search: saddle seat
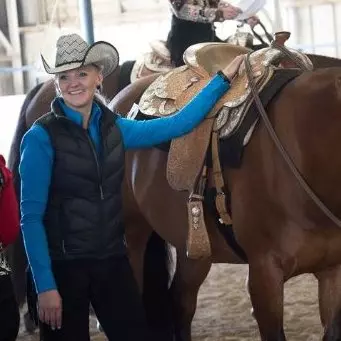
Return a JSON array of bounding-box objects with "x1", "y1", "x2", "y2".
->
[{"x1": 183, "y1": 42, "x2": 252, "y2": 77}]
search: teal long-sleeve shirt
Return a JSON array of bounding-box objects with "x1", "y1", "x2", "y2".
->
[{"x1": 19, "y1": 72, "x2": 230, "y2": 294}]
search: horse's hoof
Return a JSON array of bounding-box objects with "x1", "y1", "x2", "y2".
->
[{"x1": 24, "y1": 312, "x2": 37, "y2": 334}]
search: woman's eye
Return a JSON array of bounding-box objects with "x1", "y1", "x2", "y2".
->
[
  {"x1": 79, "y1": 72, "x2": 87, "y2": 77},
  {"x1": 59, "y1": 74, "x2": 67, "y2": 81}
]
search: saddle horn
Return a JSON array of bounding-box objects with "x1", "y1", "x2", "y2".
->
[{"x1": 274, "y1": 31, "x2": 291, "y2": 46}]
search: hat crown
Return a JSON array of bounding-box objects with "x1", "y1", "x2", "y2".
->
[
  {"x1": 41, "y1": 33, "x2": 119, "y2": 77},
  {"x1": 55, "y1": 34, "x2": 89, "y2": 67}
]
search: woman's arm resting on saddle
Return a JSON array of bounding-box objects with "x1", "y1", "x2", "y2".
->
[{"x1": 118, "y1": 55, "x2": 244, "y2": 149}]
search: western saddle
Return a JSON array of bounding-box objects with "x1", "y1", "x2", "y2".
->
[{"x1": 138, "y1": 32, "x2": 313, "y2": 259}]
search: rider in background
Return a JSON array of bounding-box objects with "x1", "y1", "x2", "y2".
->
[
  {"x1": 167, "y1": 0, "x2": 263, "y2": 66},
  {"x1": 167, "y1": 0, "x2": 242, "y2": 66}
]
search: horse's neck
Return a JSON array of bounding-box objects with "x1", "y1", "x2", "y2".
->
[
  {"x1": 109, "y1": 73, "x2": 159, "y2": 115},
  {"x1": 102, "y1": 67, "x2": 121, "y2": 100}
]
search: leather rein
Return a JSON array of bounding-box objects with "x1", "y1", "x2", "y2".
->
[{"x1": 244, "y1": 42, "x2": 341, "y2": 228}]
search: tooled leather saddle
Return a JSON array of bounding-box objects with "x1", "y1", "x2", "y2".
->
[{"x1": 137, "y1": 35, "x2": 313, "y2": 259}]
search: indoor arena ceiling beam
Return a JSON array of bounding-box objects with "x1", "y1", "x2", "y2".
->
[
  {"x1": 0, "y1": 29, "x2": 13, "y2": 54},
  {"x1": 78, "y1": 0, "x2": 95, "y2": 44},
  {"x1": 5, "y1": 0, "x2": 24, "y2": 94}
]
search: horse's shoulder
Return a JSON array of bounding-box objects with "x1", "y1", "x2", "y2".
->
[{"x1": 110, "y1": 74, "x2": 160, "y2": 114}]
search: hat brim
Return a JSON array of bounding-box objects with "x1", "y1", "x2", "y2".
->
[{"x1": 41, "y1": 41, "x2": 119, "y2": 78}]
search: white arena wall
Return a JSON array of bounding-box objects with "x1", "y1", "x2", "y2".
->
[{"x1": 0, "y1": 95, "x2": 25, "y2": 160}]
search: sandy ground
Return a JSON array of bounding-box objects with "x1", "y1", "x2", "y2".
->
[{"x1": 17, "y1": 263, "x2": 322, "y2": 341}]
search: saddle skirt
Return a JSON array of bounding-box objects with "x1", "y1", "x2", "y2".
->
[
  {"x1": 130, "y1": 40, "x2": 172, "y2": 82},
  {"x1": 139, "y1": 42, "x2": 313, "y2": 142}
]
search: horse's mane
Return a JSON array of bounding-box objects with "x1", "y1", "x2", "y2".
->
[
  {"x1": 307, "y1": 53, "x2": 341, "y2": 68},
  {"x1": 165, "y1": 15, "x2": 221, "y2": 67}
]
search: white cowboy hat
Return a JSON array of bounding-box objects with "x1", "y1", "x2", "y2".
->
[{"x1": 41, "y1": 33, "x2": 119, "y2": 77}]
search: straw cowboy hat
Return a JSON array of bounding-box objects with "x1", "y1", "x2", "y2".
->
[{"x1": 41, "y1": 33, "x2": 119, "y2": 78}]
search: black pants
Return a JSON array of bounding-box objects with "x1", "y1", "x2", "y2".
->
[
  {"x1": 0, "y1": 274, "x2": 20, "y2": 341},
  {"x1": 40, "y1": 255, "x2": 148, "y2": 341}
]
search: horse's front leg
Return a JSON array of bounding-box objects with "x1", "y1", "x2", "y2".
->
[
  {"x1": 315, "y1": 265, "x2": 341, "y2": 341},
  {"x1": 248, "y1": 255, "x2": 286, "y2": 341},
  {"x1": 170, "y1": 249, "x2": 212, "y2": 341}
]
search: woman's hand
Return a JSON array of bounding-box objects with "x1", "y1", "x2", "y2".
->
[
  {"x1": 38, "y1": 289, "x2": 62, "y2": 330},
  {"x1": 246, "y1": 15, "x2": 260, "y2": 28},
  {"x1": 221, "y1": 55, "x2": 245, "y2": 81},
  {"x1": 219, "y1": 2, "x2": 242, "y2": 20}
]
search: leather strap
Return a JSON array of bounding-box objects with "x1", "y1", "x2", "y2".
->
[
  {"x1": 244, "y1": 49, "x2": 341, "y2": 228},
  {"x1": 212, "y1": 131, "x2": 232, "y2": 225}
]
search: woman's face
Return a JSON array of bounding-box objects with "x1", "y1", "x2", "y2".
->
[{"x1": 56, "y1": 65, "x2": 103, "y2": 112}]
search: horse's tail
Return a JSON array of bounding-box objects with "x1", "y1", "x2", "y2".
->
[
  {"x1": 6, "y1": 82, "x2": 44, "y2": 306},
  {"x1": 143, "y1": 231, "x2": 174, "y2": 340}
]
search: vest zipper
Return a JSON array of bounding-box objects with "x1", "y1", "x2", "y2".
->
[
  {"x1": 86, "y1": 133, "x2": 104, "y2": 200},
  {"x1": 86, "y1": 131, "x2": 105, "y2": 255},
  {"x1": 58, "y1": 116, "x2": 104, "y2": 200},
  {"x1": 62, "y1": 240, "x2": 66, "y2": 254}
]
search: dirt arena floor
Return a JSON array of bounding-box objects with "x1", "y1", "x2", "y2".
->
[{"x1": 17, "y1": 263, "x2": 322, "y2": 341}]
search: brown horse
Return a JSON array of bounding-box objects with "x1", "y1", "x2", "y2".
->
[{"x1": 109, "y1": 59, "x2": 341, "y2": 341}]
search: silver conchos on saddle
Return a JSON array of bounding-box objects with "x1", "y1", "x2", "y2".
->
[
  {"x1": 138, "y1": 41, "x2": 313, "y2": 142},
  {"x1": 138, "y1": 41, "x2": 313, "y2": 259},
  {"x1": 215, "y1": 44, "x2": 313, "y2": 142},
  {"x1": 140, "y1": 42, "x2": 312, "y2": 142},
  {"x1": 139, "y1": 65, "x2": 201, "y2": 116}
]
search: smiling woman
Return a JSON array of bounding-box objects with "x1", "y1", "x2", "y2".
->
[{"x1": 18, "y1": 32, "x2": 243, "y2": 341}]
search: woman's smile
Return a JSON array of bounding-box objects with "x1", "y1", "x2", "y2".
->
[{"x1": 56, "y1": 65, "x2": 103, "y2": 113}]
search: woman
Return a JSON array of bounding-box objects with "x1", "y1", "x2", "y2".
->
[
  {"x1": 167, "y1": 0, "x2": 262, "y2": 66},
  {"x1": 0, "y1": 155, "x2": 20, "y2": 341},
  {"x1": 19, "y1": 33, "x2": 244, "y2": 341},
  {"x1": 167, "y1": 0, "x2": 242, "y2": 66}
]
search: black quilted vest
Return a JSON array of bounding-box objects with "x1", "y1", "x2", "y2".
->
[{"x1": 36, "y1": 100, "x2": 126, "y2": 260}]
